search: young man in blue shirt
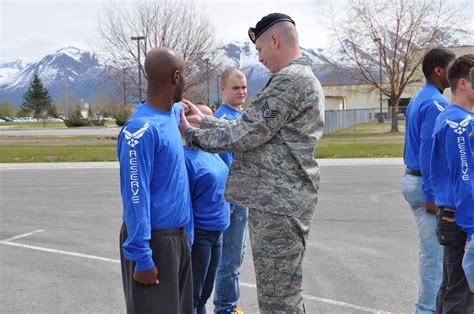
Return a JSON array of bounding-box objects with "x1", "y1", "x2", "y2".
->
[
  {"x1": 117, "y1": 47, "x2": 192, "y2": 313},
  {"x1": 213, "y1": 67, "x2": 248, "y2": 314},
  {"x1": 402, "y1": 47, "x2": 456, "y2": 314},
  {"x1": 431, "y1": 54, "x2": 474, "y2": 311},
  {"x1": 184, "y1": 104, "x2": 231, "y2": 314}
]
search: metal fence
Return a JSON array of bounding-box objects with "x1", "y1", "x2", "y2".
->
[{"x1": 323, "y1": 108, "x2": 379, "y2": 134}]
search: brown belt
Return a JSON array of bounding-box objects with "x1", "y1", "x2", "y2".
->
[
  {"x1": 406, "y1": 168, "x2": 422, "y2": 176},
  {"x1": 439, "y1": 207, "x2": 455, "y2": 222}
]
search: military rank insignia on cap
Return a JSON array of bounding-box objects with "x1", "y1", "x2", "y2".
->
[{"x1": 248, "y1": 13, "x2": 295, "y2": 44}]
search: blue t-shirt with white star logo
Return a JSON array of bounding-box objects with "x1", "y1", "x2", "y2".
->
[
  {"x1": 117, "y1": 103, "x2": 191, "y2": 272},
  {"x1": 404, "y1": 83, "x2": 449, "y2": 202},
  {"x1": 431, "y1": 104, "x2": 474, "y2": 240}
]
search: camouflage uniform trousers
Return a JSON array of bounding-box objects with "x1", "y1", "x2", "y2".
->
[{"x1": 249, "y1": 207, "x2": 310, "y2": 314}]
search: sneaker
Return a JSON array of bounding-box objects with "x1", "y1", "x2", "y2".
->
[{"x1": 220, "y1": 305, "x2": 244, "y2": 314}]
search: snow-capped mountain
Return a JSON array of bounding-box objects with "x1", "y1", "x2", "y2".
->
[
  {"x1": 0, "y1": 47, "x2": 121, "y2": 107},
  {"x1": 218, "y1": 40, "x2": 350, "y2": 99},
  {"x1": 0, "y1": 42, "x2": 350, "y2": 107},
  {"x1": 2, "y1": 34, "x2": 471, "y2": 107},
  {"x1": 0, "y1": 59, "x2": 29, "y2": 86}
]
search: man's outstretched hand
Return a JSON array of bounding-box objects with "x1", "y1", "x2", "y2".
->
[
  {"x1": 179, "y1": 107, "x2": 191, "y2": 137},
  {"x1": 182, "y1": 99, "x2": 203, "y2": 128}
]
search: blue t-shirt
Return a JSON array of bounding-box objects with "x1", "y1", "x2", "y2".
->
[
  {"x1": 117, "y1": 103, "x2": 192, "y2": 271},
  {"x1": 214, "y1": 104, "x2": 243, "y2": 210},
  {"x1": 214, "y1": 104, "x2": 243, "y2": 167},
  {"x1": 431, "y1": 104, "x2": 474, "y2": 240},
  {"x1": 184, "y1": 146, "x2": 230, "y2": 231},
  {"x1": 404, "y1": 83, "x2": 449, "y2": 202}
]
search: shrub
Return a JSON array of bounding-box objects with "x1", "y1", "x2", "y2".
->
[
  {"x1": 91, "y1": 118, "x2": 106, "y2": 126},
  {"x1": 64, "y1": 115, "x2": 92, "y2": 127},
  {"x1": 115, "y1": 108, "x2": 132, "y2": 126}
]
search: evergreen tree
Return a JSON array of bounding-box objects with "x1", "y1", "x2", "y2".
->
[{"x1": 21, "y1": 74, "x2": 52, "y2": 118}]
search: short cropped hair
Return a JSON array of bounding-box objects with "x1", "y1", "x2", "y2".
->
[
  {"x1": 470, "y1": 68, "x2": 474, "y2": 89},
  {"x1": 422, "y1": 48, "x2": 456, "y2": 79},
  {"x1": 221, "y1": 67, "x2": 245, "y2": 86},
  {"x1": 447, "y1": 54, "x2": 474, "y2": 92}
]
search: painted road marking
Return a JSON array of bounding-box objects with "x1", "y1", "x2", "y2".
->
[{"x1": 1, "y1": 230, "x2": 392, "y2": 313}]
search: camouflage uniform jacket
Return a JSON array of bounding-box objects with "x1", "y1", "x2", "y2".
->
[{"x1": 186, "y1": 57, "x2": 325, "y2": 218}]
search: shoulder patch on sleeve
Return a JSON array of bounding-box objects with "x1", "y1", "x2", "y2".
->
[
  {"x1": 122, "y1": 122, "x2": 150, "y2": 147},
  {"x1": 446, "y1": 118, "x2": 469, "y2": 135},
  {"x1": 434, "y1": 100, "x2": 445, "y2": 112},
  {"x1": 261, "y1": 102, "x2": 281, "y2": 120}
]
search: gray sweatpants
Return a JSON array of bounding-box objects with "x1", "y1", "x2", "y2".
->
[{"x1": 119, "y1": 223, "x2": 193, "y2": 314}]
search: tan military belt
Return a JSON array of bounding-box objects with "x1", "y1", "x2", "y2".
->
[{"x1": 439, "y1": 207, "x2": 456, "y2": 222}]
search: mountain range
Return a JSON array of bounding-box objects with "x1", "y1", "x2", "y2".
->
[
  {"x1": 1, "y1": 32, "x2": 472, "y2": 107},
  {"x1": 0, "y1": 41, "x2": 351, "y2": 107}
]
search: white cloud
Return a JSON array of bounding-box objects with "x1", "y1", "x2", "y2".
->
[{"x1": 1, "y1": 0, "x2": 472, "y2": 62}]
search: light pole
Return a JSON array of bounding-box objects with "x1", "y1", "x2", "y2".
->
[
  {"x1": 205, "y1": 58, "x2": 210, "y2": 106},
  {"x1": 216, "y1": 74, "x2": 221, "y2": 105},
  {"x1": 131, "y1": 36, "x2": 146, "y2": 103},
  {"x1": 373, "y1": 37, "x2": 384, "y2": 123},
  {"x1": 123, "y1": 67, "x2": 128, "y2": 108}
]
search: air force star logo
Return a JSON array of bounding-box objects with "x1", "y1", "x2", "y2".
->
[
  {"x1": 122, "y1": 122, "x2": 149, "y2": 147},
  {"x1": 447, "y1": 118, "x2": 470, "y2": 135}
]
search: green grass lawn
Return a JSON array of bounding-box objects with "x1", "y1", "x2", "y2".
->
[
  {"x1": 0, "y1": 135, "x2": 118, "y2": 163},
  {"x1": 0, "y1": 144, "x2": 117, "y2": 163},
  {"x1": 0, "y1": 121, "x2": 406, "y2": 162},
  {"x1": 315, "y1": 121, "x2": 405, "y2": 158},
  {"x1": 0, "y1": 120, "x2": 117, "y2": 129}
]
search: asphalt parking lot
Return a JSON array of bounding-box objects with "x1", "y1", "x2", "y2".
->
[{"x1": 0, "y1": 160, "x2": 420, "y2": 313}]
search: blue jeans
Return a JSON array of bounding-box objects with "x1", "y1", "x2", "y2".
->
[
  {"x1": 192, "y1": 228, "x2": 223, "y2": 314},
  {"x1": 463, "y1": 240, "x2": 474, "y2": 292},
  {"x1": 213, "y1": 205, "x2": 249, "y2": 313},
  {"x1": 402, "y1": 174, "x2": 443, "y2": 313}
]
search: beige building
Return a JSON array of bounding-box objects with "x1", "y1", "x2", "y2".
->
[{"x1": 322, "y1": 46, "x2": 474, "y2": 112}]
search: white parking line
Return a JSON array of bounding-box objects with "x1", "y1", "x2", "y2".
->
[
  {"x1": 370, "y1": 190, "x2": 400, "y2": 203},
  {"x1": 1, "y1": 230, "x2": 392, "y2": 313},
  {"x1": 1, "y1": 229, "x2": 45, "y2": 242}
]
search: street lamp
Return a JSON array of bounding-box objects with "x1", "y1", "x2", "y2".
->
[
  {"x1": 373, "y1": 37, "x2": 384, "y2": 123},
  {"x1": 131, "y1": 36, "x2": 146, "y2": 103},
  {"x1": 123, "y1": 67, "x2": 129, "y2": 107},
  {"x1": 216, "y1": 74, "x2": 221, "y2": 105},
  {"x1": 205, "y1": 58, "x2": 210, "y2": 106}
]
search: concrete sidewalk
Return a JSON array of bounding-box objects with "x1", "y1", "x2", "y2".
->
[{"x1": 0, "y1": 158, "x2": 403, "y2": 170}]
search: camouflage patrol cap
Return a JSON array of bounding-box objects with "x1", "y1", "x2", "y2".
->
[{"x1": 248, "y1": 13, "x2": 295, "y2": 44}]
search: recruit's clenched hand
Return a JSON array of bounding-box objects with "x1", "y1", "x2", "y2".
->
[
  {"x1": 425, "y1": 202, "x2": 438, "y2": 215},
  {"x1": 133, "y1": 265, "x2": 159, "y2": 285}
]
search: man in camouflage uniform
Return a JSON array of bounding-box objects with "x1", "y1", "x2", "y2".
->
[{"x1": 179, "y1": 13, "x2": 325, "y2": 313}]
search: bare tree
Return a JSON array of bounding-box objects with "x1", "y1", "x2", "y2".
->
[
  {"x1": 97, "y1": 0, "x2": 224, "y2": 102},
  {"x1": 327, "y1": 0, "x2": 469, "y2": 132}
]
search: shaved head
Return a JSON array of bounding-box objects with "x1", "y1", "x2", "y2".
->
[
  {"x1": 196, "y1": 104, "x2": 213, "y2": 116},
  {"x1": 145, "y1": 47, "x2": 186, "y2": 102},
  {"x1": 221, "y1": 67, "x2": 245, "y2": 86},
  {"x1": 255, "y1": 20, "x2": 301, "y2": 73}
]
